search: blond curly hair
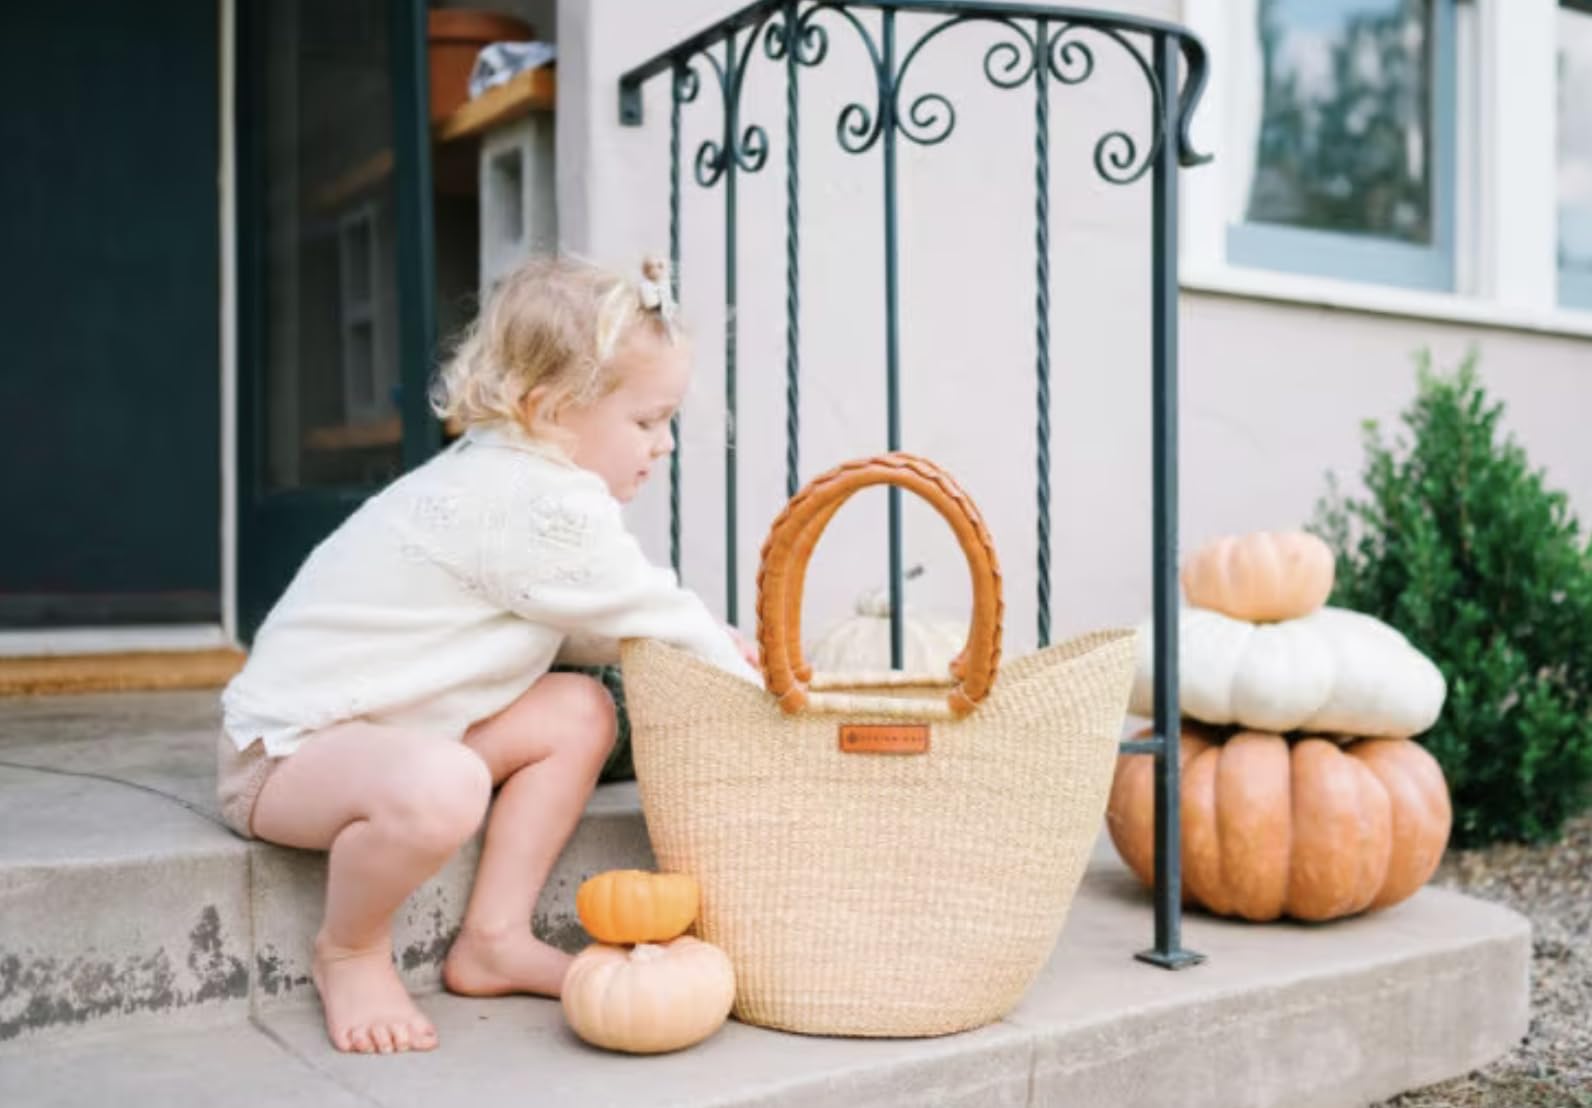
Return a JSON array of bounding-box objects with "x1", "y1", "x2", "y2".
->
[{"x1": 430, "y1": 255, "x2": 676, "y2": 438}]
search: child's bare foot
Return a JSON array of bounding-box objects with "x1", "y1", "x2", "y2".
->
[
  {"x1": 442, "y1": 923, "x2": 573, "y2": 997},
  {"x1": 312, "y1": 934, "x2": 438, "y2": 1054}
]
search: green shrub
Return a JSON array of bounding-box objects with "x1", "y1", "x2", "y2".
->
[{"x1": 1312, "y1": 352, "x2": 1592, "y2": 846}]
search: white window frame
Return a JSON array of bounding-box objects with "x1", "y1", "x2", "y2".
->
[
  {"x1": 1561, "y1": 0, "x2": 1592, "y2": 310},
  {"x1": 1182, "y1": 0, "x2": 1592, "y2": 337}
]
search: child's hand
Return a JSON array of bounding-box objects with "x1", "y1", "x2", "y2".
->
[{"x1": 724, "y1": 622, "x2": 759, "y2": 670}]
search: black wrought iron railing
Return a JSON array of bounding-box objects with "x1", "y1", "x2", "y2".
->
[{"x1": 619, "y1": 0, "x2": 1209, "y2": 969}]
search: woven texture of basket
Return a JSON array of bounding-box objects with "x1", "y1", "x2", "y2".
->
[{"x1": 622, "y1": 453, "x2": 1137, "y2": 1037}]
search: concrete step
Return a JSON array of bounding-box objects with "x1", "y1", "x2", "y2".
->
[
  {"x1": 0, "y1": 849, "x2": 1529, "y2": 1108},
  {"x1": 0, "y1": 692, "x2": 654, "y2": 1047},
  {"x1": 0, "y1": 692, "x2": 1533, "y2": 1107}
]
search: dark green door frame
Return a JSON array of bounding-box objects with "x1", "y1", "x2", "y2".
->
[
  {"x1": 235, "y1": 0, "x2": 440, "y2": 636},
  {"x1": 391, "y1": 0, "x2": 442, "y2": 471}
]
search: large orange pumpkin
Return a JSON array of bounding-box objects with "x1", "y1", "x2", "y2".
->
[
  {"x1": 1180, "y1": 530, "x2": 1335, "y2": 622},
  {"x1": 576, "y1": 870, "x2": 699, "y2": 945},
  {"x1": 1106, "y1": 727, "x2": 1451, "y2": 921}
]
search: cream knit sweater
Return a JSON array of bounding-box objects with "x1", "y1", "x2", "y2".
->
[{"x1": 222, "y1": 423, "x2": 757, "y2": 757}]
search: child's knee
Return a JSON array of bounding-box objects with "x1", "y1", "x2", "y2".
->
[
  {"x1": 379, "y1": 745, "x2": 491, "y2": 850},
  {"x1": 546, "y1": 673, "x2": 617, "y2": 759}
]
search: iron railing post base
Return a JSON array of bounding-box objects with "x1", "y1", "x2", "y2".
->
[{"x1": 1135, "y1": 947, "x2": 1206, "y2": 971}]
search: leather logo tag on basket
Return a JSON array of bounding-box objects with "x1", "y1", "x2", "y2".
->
[{"x1": 838, "y1": 724, "x2": 929, "y2": 755}]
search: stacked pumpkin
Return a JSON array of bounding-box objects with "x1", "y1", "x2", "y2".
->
[
  {"x1": 1107, "y1": 531, "x2": 1454, "y2": 922},
  {"x1": 563, "y1": 870, "x2": 736, "y2": 1053}
]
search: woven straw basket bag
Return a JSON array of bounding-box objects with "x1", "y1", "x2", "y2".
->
[{"x1": 621, "y1": 453, "x2": 1137, "y2": 1037}]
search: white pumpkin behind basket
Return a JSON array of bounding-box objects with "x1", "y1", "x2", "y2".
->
[{"x1": 805, "y1": 566, "x2": 970, "y2": 675}]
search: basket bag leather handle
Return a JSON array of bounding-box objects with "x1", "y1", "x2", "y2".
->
[{"x1": 755, "y1": 453, "x2": 1004, "y2": 718}]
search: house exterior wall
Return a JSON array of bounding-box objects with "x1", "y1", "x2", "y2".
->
[{"x1": 558, "y1": 0, "x2": 1592, "y2": 652}]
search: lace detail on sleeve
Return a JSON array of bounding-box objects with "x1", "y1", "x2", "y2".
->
[
  {"x1": 477, "y1": 479, "x2": 616, "y2": 607},
  {"x1": 517, "y1": 495, "x2": 601, "y2": 589},
  {"x1": 525, "y1": 497, "x2": 599, "y2": 580}
]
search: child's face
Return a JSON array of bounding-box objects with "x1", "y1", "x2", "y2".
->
[{"x1": 555, "y1": 329, "x2": 689, "y2": 503}]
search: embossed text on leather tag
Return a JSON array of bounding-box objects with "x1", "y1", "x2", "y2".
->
[{"x1": 838, "y1": 724, "x2": 930, "y2": 755}]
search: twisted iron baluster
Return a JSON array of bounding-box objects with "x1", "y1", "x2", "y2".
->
[
  {"x1": 1034, "y1": 17, "x2": 1052, "y2": 649},
  {"x1": 669, "y1": 63, "x2": 697, "y2": 576},
  {"x1": 668, "y1": 12, "x2": 778, "y2": 619},
  {"x1": 724, "y1": 29, "x2": 741, "y2": 626},
  {"x1": 784, "y1": 0, "x2": 801, "y2": 499}
]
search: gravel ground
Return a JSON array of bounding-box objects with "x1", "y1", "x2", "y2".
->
[{"x1": 1378, "y1": 809, "x2": 1592, "y2": 1108}]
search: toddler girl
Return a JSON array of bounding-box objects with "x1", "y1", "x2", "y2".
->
[{"x1": 217, "y1": 256, "x2": 757, "y2": 1056}]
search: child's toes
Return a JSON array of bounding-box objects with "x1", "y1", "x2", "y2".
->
[
  {"x1": 349, "y1": 1025, "x2": 376, "y2": 1054},
  {"x1": 389, "y1": 1022, "x2": 412, "y2": 1053},
  {"x1": 370, "y1": 1023, "x2": 396, "y2": 1054},
  {"x1": 411, "y1": 1018, "x2": 439, "y2": 1051}
]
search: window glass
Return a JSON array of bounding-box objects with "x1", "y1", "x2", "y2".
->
[{"x1": 1246, "y1": 0, "x2": 1435, "y2": 245}]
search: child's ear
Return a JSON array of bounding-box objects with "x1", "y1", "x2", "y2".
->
[{"x1": 522, "y1": 385, "x2": 553, "y2": 427}]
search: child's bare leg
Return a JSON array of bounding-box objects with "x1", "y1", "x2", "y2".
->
[
  {"x1": 443, "y1": 673, "x2": 616, "y2": 997},
  {"x1": 250, "y1": 723, "x2": 491, "y2": 1054}
]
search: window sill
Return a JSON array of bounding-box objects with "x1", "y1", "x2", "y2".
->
[{"x1": 1181, "y1": 263, "x2": 1592, "y2": 342}]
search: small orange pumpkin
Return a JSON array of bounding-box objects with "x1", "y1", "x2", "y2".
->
[
  {"x1": 1180, "y1": 530, "x2": 1335, "y2": 622},
  {"x1": 1107, "y1": 726, "x2": 1451, "y2": 921},
  {"x1": 576, "y1": 869, "x2": 700, "y2": 945}
]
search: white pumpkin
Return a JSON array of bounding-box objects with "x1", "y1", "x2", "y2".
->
[
  {"x1": 561, "y1": 937, "x2": 736, "y2": 1054},
  {"x1": 805, "y1": 569, "x2": 968, "y2": 674},
  {"x1": 1129, "y1": 606, "x2": 1446, "y2": 739}
]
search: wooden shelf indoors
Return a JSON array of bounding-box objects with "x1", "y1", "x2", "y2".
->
[
  {"x1": 313, "y1": 150, "x2": 396, "y2": 211},
  {"x1": 305, "y1": 416, "x2": 402, "y2": 451},
  {"x1": 435, "y1": 65, "x2": 556, "y2": 142},
  {"x1": 313, "y1": 66, "x2": 555, "y2": 211},
  {"x1": 305, "y1": 413, "x2": 465, "y2": 452}
]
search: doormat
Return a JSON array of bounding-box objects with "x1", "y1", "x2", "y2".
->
[{"x1": 0, "y1": 649, "x2": 246, "y2": 696}]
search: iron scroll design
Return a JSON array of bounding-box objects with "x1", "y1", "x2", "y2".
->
[
  {"x1": 765, "y1": 6, "x2": 1182, "y2": 185},
  {"x1": 619, "y1": 0, "x2": 1212, "y2": 640},
  {"x1": 621, "y1": 0, "x2": 1212, "y2": 178}
]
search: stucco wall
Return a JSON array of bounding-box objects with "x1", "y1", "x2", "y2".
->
[{"x1": 558, "y1": 0, "x2": 1592, "y2": 652}]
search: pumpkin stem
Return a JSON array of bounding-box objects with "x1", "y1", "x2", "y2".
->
[
  {"x1": 858, "y1": 564, "x2": 926, "y2": 617},
  {"x1": 630, "y1": 943, "x2": 666, "y2": 962}
]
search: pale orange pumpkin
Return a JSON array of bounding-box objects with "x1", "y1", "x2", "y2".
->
[
  {"x1": 576, "y1": 869, "x2": 699, "y2": 945},
  {"x1": 1106, "y1": 726, "x2": 1451, "y2": 921},
  {"x1": 561, "y1": 937, "x2": 736, "y2": 1054},
  {"x1": 1180, "y1": 530, "x2": 1335, "y2": 622}
]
